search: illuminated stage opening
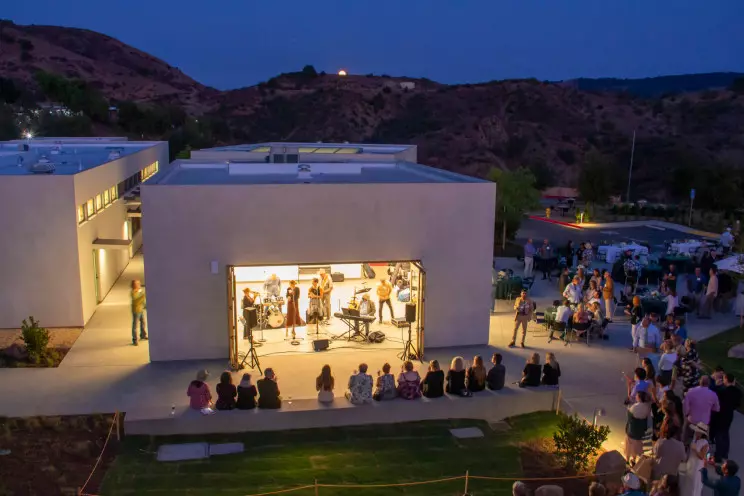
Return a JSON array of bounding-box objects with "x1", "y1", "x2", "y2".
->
[{"x1": 227, "y1": 261, "x2": 425, "y2": 369}]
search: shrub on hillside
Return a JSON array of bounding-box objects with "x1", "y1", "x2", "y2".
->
[
  {"x1": 21, "y1": 316, "x2": 49, "y2": 364},
  {"x1": 553, "y1": 413, "x2": 610, "y2": 471}
]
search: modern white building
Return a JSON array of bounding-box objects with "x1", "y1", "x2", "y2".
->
[
  {"x1": 142, "y1": 143, "x2": 496, "y2": 364},
  {"x1": 0, "y1": 137, "x2": 169, "y2": 329}
]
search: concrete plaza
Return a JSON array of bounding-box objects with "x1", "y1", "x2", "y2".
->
[{"x1": 1, "y1": 242, "x2": 743, "y2": 465}]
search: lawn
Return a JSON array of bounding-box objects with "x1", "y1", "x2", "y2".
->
[
  {"x1": 697, "y1": 325, "x2": 744, "y2": 380},
  {"x1": 101, "y1": 411, "x2": 561, "y2": 496}
]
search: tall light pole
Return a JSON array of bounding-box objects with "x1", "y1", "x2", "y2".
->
[{"x1": 626, "y1": 129, "x2": 636, "y2": 203}]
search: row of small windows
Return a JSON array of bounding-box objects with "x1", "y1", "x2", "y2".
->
[{"x1": 77, "y1": 161, "x2": 158, "y2": 225}]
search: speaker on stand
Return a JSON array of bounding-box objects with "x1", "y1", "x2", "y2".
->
[{"x1": 398, "y1": 303, "x2": 420, "y2": 361}]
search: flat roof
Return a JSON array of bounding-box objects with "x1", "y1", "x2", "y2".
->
[
  {"x1": 0, "y1": 139, "x2": 160, "y2": 176},
  {"x1": 202, "y1": 142, "x2": 413, "y2": 155},
  {"x1": 152, "y1": 160, "x2": 487, "y2": 185}
]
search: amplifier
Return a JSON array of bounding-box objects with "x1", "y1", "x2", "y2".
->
[
  {"x1": 312, "y1": 339, "x2": 330, "y2": 352},
  {"x1": 391, "y1": 317, "x2": 409, "y2": 328}
]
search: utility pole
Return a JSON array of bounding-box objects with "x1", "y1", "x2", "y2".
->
[{"x1": 626, "y1": 129, "x2": 636, "y2": 203}]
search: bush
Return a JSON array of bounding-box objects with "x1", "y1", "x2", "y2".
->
[
  {"x1": 553, "y1": 413, "x2": 610, "y2": 471},
  {"x1": 21, "y1": 316, "x2": 49, "y2": 364}
]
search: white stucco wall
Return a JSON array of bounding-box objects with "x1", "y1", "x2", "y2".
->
[
  {"x1": 0, "y1": 175, "x2": 82, "y2": 328},
  {"x1": 73, "y1": 142, "x2": 169, "y2": 323},
  {"x1": 142, "y1": 181, "x2": 496, "y2": 362}
]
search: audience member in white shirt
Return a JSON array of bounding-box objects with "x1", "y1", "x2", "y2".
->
[
  {"x1": 562, "y1": 276, "x2": 583, "y2": 305},
  {"x1": 699, "y1": 267, "x2": 718, "y2": 319},
  {"x1": 665, "y1": 290, "x2": 679, "y2": 317},
  {"x1": 657, "y1": 341, "x2": 678, "y2": 383},
  {"x1": 549, "y1": 300, "x2": 573, "y2": 343},
  {"x1": 639, "y1": 316, "x2": 661, "y2": 351}
]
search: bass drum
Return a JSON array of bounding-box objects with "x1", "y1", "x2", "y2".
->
[{"x1": 267, "y1": 307, "x2": 285, "y2": 328}]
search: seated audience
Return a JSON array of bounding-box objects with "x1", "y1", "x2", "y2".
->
[
  {"x1": 397, "y1": 361, "x2": 422, "y2": 399},
  {"x1": 236, "y1": 373, "x2": 257, "y2": 410},
  {"x1": 257, "y1": 368, "x2": 282, "y2": 409},
  {"x1": 589, "y1": 301, "x2": 606, "y2": 338},
  {"x1": 520, "y1": 353, "x2": 542, "y2": 388},
  {"x1": 187, "y1": 369, "x2": 213, "y2": 410},
  {"x1": 373, "y1": 363, "x2": 397, "y2": 401},
  {"x1": 420, "y1": 359, "x2": 444, "y2": 398},
  {"x1": 346, "y1": 363, "x2": 373, "y2": 404},
  {"x1": 549, "y1": 299, "x2": 573, "y2": 342},
  {"x1": 487, "y1": 353, "x2": 506, "y2": 390},
  {"x1": 316, "y1": 364, "x2": 335, "y2": 404},
  {"x1": 466, "y1": 355, "x2": 487, "y2": 392},
  {"x1": 446, "y1": 356, "x2": 469, "y2": 396},
  {"x1": 542, "y1": 352, "x2": 561, "y2": 386},
  {"x1": 215, "y1": 370, "x2": 237, "y2": 410}
]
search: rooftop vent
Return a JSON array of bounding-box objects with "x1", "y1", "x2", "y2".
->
[
  {"x1": 107, "y1": 149, "x2": 121, "y2": 161},
  {"x1": 297, "y1": 164, "x2": 312, "y2": 180},
  {"x1": 29, "y1": 156, "x2": 56, "y2": 174}
]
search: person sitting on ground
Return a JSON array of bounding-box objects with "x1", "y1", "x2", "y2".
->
[
  {"x1": 652, "y1": 423, "x2": 686, "y2": 481},
  {"x1": 187, "y1": 369, "x2": 213, "y2": 410},
  {"x1": 257, "y1": 368, "x2": 282, "y2": 409},
  {"x1": 487, "y1": 353, "x2": 506, "y2": 390},
  {"x1": 236, "y1": 373, "x2": 257, "y2": 410},
  {"x1": 541, "y1": 352, "x2": 561, "y2": 387},
  {"x1": 420, "y1": 359, "x2": 444, "y2": 398},
  {"x1": 316, "y1": 364, "x2": 335, "y2": 404},
  {"x1": 466, "y1": 355, "x2": 487, "y2": 392},
  {"x1": 346, "y1": 363, "x2": 373, "y2": 404},
  {"x1": 215, "y1": 371, "x2": 237, "y2": 410},
  {"x1": 520, "y1": 353, "x2": 542, "y2": 388},
  {"x1": 701, "y1": 459, "x2": 741, "y2": 496},
  {"x1": 373, "y1": 362, "x2": 397, "y2": 401},
  {"x1": 397, "y1": 361, "x2": 422, "y2": 400},
  {"x1": 549, "y1": 299, "x2": 573, "y2": 343},
  {"x1": 446, "y1": 356, "x2": 469, "y2": 396},
  {"x1": 625, "y1": 367, "x2": 651, "y2": 404}
]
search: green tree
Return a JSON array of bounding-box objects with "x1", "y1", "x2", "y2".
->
[
  {"x1": 0, "y1": 104, "x2": 19, "y2": 140},
  {"x1": 553, "y1": 413, "x2": 610, "y2": 471},
  {"x1": 301, "y1": 65, "x2": 318, "y2": 78},
  {"x1": 526, "y1": 158, "x2": 555, "y2": 191},
  {"x1": 577, "y1": 151, "x2": 613, "y2": 219},
  {"x1": 488, "y1": 167, "x2": 540, "y2": 247}
]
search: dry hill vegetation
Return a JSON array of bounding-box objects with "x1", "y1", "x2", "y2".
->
[{"x1": 2, "y1": 20, "x2": 744, "y2": 208}]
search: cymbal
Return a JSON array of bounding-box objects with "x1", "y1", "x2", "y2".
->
[{"x1": 354, "y1": 288, "x2": 371, "y2": 295}]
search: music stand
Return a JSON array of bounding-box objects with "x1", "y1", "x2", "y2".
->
[{"x1": 397, "y1": 322, "x2": 421, "y2": 362}]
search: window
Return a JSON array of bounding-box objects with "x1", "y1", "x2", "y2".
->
[
  {"x1": 273, "y1": 154, "x2": 285, "y2": 163},
  {"x1": 77, "y1": 205, "x2": 86, "y2": 224},
  {"x1": 86, "y1": 199, "x2": 95, "y2": 217},
  {"x1": 95, "y1": 194, "x2": 102, "y2": 211},
  {"x1": 111, "y1": 186, "x2": 118, "y2": 201},
  {"x1": 154, "y1": 161, "x2": 159, "y2": 173},
  {"x1": 286, "y1": 154, "x2": 299, "y2": 163},
  {"x1": 103, "y1": 189, "x2": 110, "y2": 206}
]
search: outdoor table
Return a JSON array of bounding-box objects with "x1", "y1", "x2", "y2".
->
[
  {"x1": 495, "y1": 276, "x2": 523, "y2": 300},
  {"x1": 671, "y1": 241, "x2": 704, "y2": 256},
  {"x1": 598, "y1": 245, "x2": 624, "y2": 263},
  {"x1": 641, "y1": 263, "x2": 663, "y2": 285},
  {"x1": 640, "y1": 297, "x2": 667, "y2": 316},
  {"x1": 659, "y1": 255, "x2": 693, "y2": 274}
]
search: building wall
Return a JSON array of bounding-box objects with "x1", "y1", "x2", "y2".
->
[
  {"x1": 0, "y1": 176, "x2": 83, "y2": 328},
  {"x1": 74, "y1": 142, "x2": 169, "y2": 323},
  {"x1": 142, "y1": 182, "x2": 496, "y2": 361}
]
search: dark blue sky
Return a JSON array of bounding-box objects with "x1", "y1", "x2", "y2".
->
[{"x1": 4, "y1": 0, "x2": 744, "y2": 90}]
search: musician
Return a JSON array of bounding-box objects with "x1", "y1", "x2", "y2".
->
[
  {"x1": 241, "y1": 288, "x2": 258, "y2": 340},
  {"x1": 377, "y1": 278, "x2": 395, "y2": 323},
  {"x1": 263, "y1": 273, "x2": 281, "y2": 298},
  {"x1": 319, "y1": 269, "x2": 333, "y2": 326},
  {"x1": 285, "y1": 280, "x2": 304, "y2": 339},
  {"x1": 307, "y1": 278, "x2": 323, "y2": 324},
  {"x1": 358, "y1": 294, "x2": 376, "y2": 335}
]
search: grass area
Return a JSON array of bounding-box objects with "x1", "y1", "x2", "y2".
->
[
  {"x1": 698, "y1": 325, "x2": 744, "y2": 379},
  {"x1": 101, "y1": 411, "x2": 560, "y2": 496}
]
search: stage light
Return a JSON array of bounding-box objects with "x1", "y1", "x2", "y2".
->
[
  {"x1": 24, "y1": 130, "x2": 34, "y2": 139},
  {"x1": 337, "y1": 69, "x2": 348, "y2": 76}
]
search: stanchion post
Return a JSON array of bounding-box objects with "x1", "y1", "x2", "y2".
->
[
  {"x1": 464, "y1": 470, "x2": 469, "y2": 495},
  {"x1": 555, "y1": 389, "x2": 563, "y2": 414},
  {"x1": 314, "y1": 479, "x2": 319, "y2": 496}
]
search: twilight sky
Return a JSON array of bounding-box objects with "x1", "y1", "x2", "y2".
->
[{"x1": 4, "y1": 0, "x2": 744, "y2": 90}]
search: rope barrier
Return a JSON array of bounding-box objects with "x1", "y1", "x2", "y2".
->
[
  {"x1": 315, "y1": 475, "x2": 466, "y2": 488},
  {"x1": 240, "y1": 485, "x2": 316, "y2": 496},
  {"x1": 78, "y1": 411, "x2": 118, "y2": 496}
]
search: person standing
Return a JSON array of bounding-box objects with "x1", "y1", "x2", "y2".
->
[
  {"x1": 490, "y1": 263, "x2": 499, "y2": 313},
  {"x1": 319, "y1": 269, "x2": 333, "y2": 325},
  {"x1": 712, "y1": 373, "x2": 742, "y2": 462},
  {"x1": 241, "y1": 288, "x2": 258, "y2": 339},
  {"x1": 263, "y1": 273, "x2": 281, "y2": 298},
  {"x1": 680, "y1": 422, "x2": 709, "y2": 496},
  {"x1": 563, "y1": 276, "x2": 583, "y2": 305},
  {"x1": 602, "y1": 271, "x2": 615, "y2": 321},
  {"x1": 377, "y1": 278, "x2": 394, "y2": 323},
  {"x1": 624, "y1": 296, "x2": 644, "y2": 351},
  {"x1": 683, "y1": 376, "x2": 720, "y2": 443},
  {"x1": 699, "y1": 267, "x2": 718, "y2": 319},
  {"x1": 524, "y1": 238, "x2": 536, "y2": 278},
  {"x1": 687, "y1": 267, "x2": 708, "y2": 313},
  {"x1": 720, "y1": 227, "x2": 734, "y2": 255},
  {"x1": 701, "y1": 459, "x2": 741, "y2": 496},
  {"x1": 130, "y1": 279, "x2": 147, "y2": 346},
  {"x1": 307, "y1": 278, "x2": 323, "y2": 325},
  {"x1": 509, "y1": 289, "x2": 533, "y2": 348},
  {"x1": 539, "y1": 239, "x2": 553, "y2": 281},
  {"x1": 285, "y1": 280, "x2": 304, "y2": 339}
]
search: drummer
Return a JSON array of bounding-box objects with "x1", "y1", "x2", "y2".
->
[{"x1": 264, "y1": 273, "x2": 282, "y2": 298}]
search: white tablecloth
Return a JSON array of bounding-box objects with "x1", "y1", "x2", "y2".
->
[
  {"x1": 671, "y1": 241, "x2": 703, "y2": 255},
  {"x1": 599, "y1": 244, "x2": 649, "y2": 263}
]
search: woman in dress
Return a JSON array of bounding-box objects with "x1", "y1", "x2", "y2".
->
[
  {"x1": 680, "y1": 422, "x2": 709, "y2": 496},
  {"x1": 316, "y1": 364, "x2": 335, "y2": 404},
  {"x1": 346, "y1": 363, "x2": 373, "y2": 404},
  {"x1": 307, "y1": 278, "x2": 323, "y2": 325},
  {"x1": 624, "y1": 391, "x2": 652, "y2": 465},
  {"x1": 396, "y1": 361, "x2": 422, "y2": 399},
  {"x1": 680, "y1": 339, "x2": 701, "y2": 394},
  {"x1": 625, "y1": 296, "x2": 645, "y2": 352},
  {"x1": 373, "y1": 363, "x2": 397, "y2": 401},
  {"x1": 285, "y1": 280, "x2": 304, "y2": 339},
  {"x1": 241, "y1": 288, "x2": 258, "y2": 339}
]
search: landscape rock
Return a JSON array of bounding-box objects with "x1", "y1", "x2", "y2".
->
[
  {"x1": 2, "y1": 343, "x2": 27, "y2": 360},
  {"x1": 595, "y1": 450, "x2": 626, "y2": 486}
]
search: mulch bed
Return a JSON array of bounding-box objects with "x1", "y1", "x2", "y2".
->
[
  {"x1": 519, "y1": 439, "x2": 591, "y2": 496},
  {"x1": 0, "y1": 347, "x2": 71, "y2": 368},
  {"x1": 0, "y1": 414, "x2": 119, "y2": 496}
]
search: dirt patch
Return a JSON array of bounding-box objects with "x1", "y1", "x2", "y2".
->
[
  {"x1": 0, "y1": 414, "x2": 118, "y2": 496},
  {"x1": 519, "y1": 439, "x2": 591, "y2": 496},
  {"x1": 0, "y1": 327, "x2": 82, "y2": 368}
]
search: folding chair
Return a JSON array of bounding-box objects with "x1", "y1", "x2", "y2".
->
[{"x1": 571, "y1": 322, "x2": 591, "y2": 346}]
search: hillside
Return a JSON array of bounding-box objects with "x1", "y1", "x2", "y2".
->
[
  {"x1": 567, "y1": 72, "x2": 744, "y2": 97},
  {"x1": 0, "y1": 20, "x2": 215, "y2": 111},
  {"x1": 1, "y1": 21, "x2": 744, "y2": 206}
]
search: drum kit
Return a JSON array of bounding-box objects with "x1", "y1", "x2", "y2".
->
[{"x1": 259, "y1": 295, "x2": 285, "y2": 329}]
